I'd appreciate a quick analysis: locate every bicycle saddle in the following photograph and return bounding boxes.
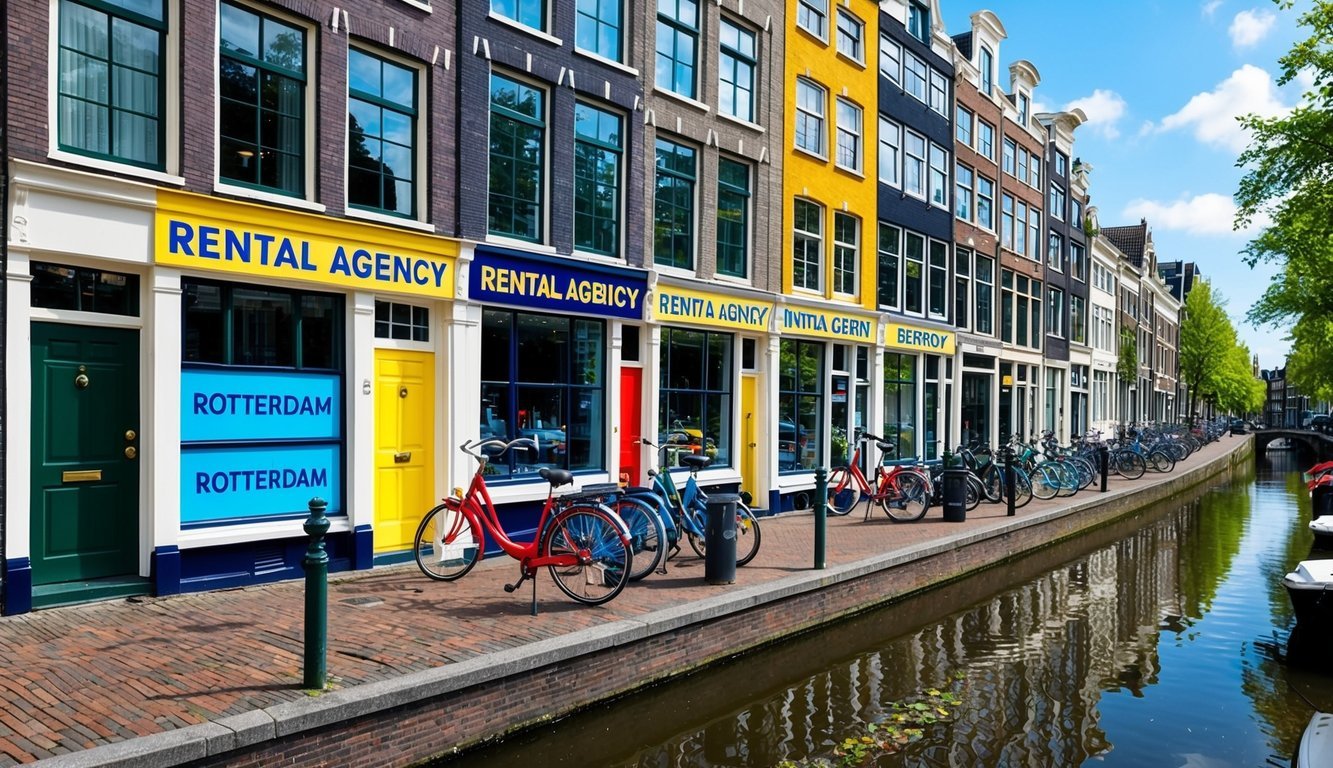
[876,441,896,453]
[539,467,573,488]
[678,454,712,470]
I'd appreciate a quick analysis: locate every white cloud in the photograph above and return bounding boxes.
[1229,8,1276,48]
[1062,89,1128,139]
[1121,193,1258,236]
[1157,64,1289,153]
[1203,0,1223,18]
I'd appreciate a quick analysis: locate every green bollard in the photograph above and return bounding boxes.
[303,497,330,690]
[814,466,827,570]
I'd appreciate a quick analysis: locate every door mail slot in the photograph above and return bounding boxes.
[394,452,412,463]
[62,469,103,483]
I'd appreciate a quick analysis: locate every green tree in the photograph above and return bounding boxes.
[1235,1,1333,396]
[1178,281,1258,422]
[1116,327,1138,384]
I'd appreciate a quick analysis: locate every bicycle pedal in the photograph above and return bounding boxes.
[503,583,518,593]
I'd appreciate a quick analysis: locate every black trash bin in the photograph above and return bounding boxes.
[941,467,968,522]
[704,493,740,584]
[1313,485,1333,519]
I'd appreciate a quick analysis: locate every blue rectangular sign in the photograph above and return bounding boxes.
[469,246,647,319]
[181,443,341,524]
[182,369,341,442]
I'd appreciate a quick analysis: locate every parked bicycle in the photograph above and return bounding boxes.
[826,431,932,522]
[630,436,762,567]
[413,437,634,614]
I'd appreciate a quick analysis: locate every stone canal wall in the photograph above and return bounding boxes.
[71,438,1254,768]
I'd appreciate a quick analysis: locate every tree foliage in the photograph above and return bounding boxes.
[1236,1,1333,396]
[1116,327,1137,384]
[1178,281,1263,419]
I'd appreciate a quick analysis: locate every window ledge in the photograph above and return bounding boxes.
[653,263,699,281]
[573,48,638,77]
[394,0,432,12]
[213,182,326,213]
[834,164,864,180]
[49,150,185,187]
[716,112,765,133]
[794,24,829,47]
[711,273,753,289]
[835,51,867,70]
[652,87,710,113]
[487,12,564,47]
[484,234,558,254]
[344,206,437,233]
[571,248,624,263]
[792,145,828,163]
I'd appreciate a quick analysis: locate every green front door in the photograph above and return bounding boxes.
[30,323,140,585]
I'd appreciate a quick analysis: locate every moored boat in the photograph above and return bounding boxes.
[1296,711,1333,768]
[1312,517,1333,549]
[1284,560,1333,629]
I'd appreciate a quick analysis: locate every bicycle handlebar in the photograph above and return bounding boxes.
[460,436,539,461]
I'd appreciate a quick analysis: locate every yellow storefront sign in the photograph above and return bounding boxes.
[655,285,773,332]
[154,189,457,298]
[779,305,876,342]
[884,322,956,355]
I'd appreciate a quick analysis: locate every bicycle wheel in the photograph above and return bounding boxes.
[1030,464,1061,500]
[414,501,483,581]
[542,506,633,605]
[980,464,1004,503]
[1072,457,1096,490]
[827,467,862,516]
[882,471,930,522]
[964,474,983,511]
[610,497,666,581]
[684,502,708,559]
[735,502,763,566]
[1008,467,1034,509]
[1148,449,1176,473]
[1117,450,1146,480]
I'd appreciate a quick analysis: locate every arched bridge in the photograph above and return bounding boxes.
[1251,428,1333,459]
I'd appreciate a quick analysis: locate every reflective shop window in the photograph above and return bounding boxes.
[659,328,732,468]
[779,339,823,472]
[479,309,605,478]
[182,280,340,369]
[31,262,140,316]
[883,352,916,460]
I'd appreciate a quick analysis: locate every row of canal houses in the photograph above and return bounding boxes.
[0,0,1196,614]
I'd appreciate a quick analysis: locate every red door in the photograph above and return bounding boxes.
[619,367,643,485]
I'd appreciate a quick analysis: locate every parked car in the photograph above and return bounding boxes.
[1312,414,1331,433]
[1229,418,1248,435]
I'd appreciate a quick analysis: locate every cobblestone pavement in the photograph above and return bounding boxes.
[0,437,1245,765]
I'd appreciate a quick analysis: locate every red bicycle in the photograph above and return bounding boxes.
[826,431,932,521]
[413,437,634,614]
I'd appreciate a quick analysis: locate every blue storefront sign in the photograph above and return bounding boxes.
[469,245,647,319]
[181,368,342,525]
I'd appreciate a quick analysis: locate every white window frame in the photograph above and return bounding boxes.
[955,163,973,222]
[1047,231,1063,272]
[879,34,901,84]
[956,105,973,147]
[835,9,864,63]
[1049,183,1065,220]
[976,174,994,231]
[1028,152,1041,188]
[832,211,859,297]
[903,52,927,104]
[795,77,826,157]
[878,115,900,187]
[793,198,824,292]
[835,98,862,173]
[928,69,948,116]
[928,142,948,209]
[796,0,828,40]
[977,119,995,160]
[979,46,994,95]
[903,129,926,200]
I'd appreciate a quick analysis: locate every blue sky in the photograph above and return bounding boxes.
[941,0,1310,369]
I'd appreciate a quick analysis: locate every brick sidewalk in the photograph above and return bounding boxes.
[0,437,1245,765]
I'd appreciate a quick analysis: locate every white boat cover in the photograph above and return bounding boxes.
[1311,517,1333,538]
[1287,559,1333,586]
[1298,712,1333,768]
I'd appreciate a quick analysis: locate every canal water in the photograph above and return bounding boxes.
[439,449,1329,767]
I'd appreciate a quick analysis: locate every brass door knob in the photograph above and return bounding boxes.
[124,446,137,459]
[125,429,137,441]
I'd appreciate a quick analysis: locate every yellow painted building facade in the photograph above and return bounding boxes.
[782,0,880,307]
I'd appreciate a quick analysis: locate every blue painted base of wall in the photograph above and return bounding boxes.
[177,532,356,593]
[152,546,181,596]
[353,524,374,570]
[2,557,32,616]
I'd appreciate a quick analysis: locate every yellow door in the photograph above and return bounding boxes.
[374,350,435,553]
[741,372,757,499]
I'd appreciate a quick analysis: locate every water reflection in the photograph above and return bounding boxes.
[442,451,1333,768]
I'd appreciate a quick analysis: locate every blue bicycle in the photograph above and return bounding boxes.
[630,437,762,567]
